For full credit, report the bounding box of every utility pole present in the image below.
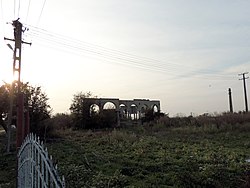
[4,19,31,151]
[228,88,233,113]
[238,72,249,113]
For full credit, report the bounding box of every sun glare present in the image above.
[0,48,15,85]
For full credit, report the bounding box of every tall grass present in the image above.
[43,111,250,187]
[148,112,250,134]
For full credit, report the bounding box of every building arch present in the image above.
[82,98,160,124]
[119,104,127,119]
[89,104,100,116]
[151,104,159,113]
[130,104,139,120]
[103,102,117,110]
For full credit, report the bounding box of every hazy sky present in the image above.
[1,0,250,116]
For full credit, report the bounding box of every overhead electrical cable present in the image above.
[26,25,235,81]
[0,0,3,18]
[29,30,235,80]
[30,27,232,78]
[37,0,46,25]
[28,25,207,73]
[27,30,181,70]
[17,0,21,18]
[14,0,16,19]
[25,0,31,23]
[0,0,4,26]
[0,0,6,37]
[29,34,171,74]
[28,26,235,76]
[28,31,216,75]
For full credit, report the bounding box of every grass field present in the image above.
[0,129,16,188]
[47,123,250,187]
[0,123,250,187]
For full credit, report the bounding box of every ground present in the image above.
[47,124,250,187]
[0,128,16,188]
[0,123,250,187]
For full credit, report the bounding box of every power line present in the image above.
[14,0,16,19]
[25,0,32,23]
[17,0,21,18]
[25,26,198,69]
[29,26,220,75]
[0,0,3,18]
[35,27,234,75]
[0,0,4,33]
[24,25,236,81]
[37,0,46,25]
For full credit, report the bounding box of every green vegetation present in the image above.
[47,121,250,187]
[0,82,51,137]
[69,92,117,130]
[1,113,250,187]
[0,129,16,188]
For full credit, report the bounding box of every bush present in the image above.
[71,106,119,130]
[35,113,74,139]
[141,109,165,124]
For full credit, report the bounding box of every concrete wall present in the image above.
[84,98,160,120]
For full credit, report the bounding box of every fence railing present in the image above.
[17,133,65,188]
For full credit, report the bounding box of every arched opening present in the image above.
[102,102,117,127]
[119,104,127,119]
[103,102,116,110]
[90,104,100,116]
[130,104,138,120]
[119,104,126,108]
[152,105,159,113]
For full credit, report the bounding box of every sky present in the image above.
[0,0,250,116]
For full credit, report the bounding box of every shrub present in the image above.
[141,109,165,124]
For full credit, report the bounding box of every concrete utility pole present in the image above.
[238,72,249,113]
[4,19,31,151]
[228,88,233,113]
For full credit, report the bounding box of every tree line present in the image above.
[1,83,160,138]
[0,82,51,137]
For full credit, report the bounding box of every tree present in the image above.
[69,91,96,129]
[0,84,10,132]
[70,92,119,129]
[50,113,73,130]
[26,85,52,136]
[141,109,165,124]
[0,82,52,136]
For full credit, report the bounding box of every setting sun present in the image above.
[0,42,17,85]
[0,62,13,85]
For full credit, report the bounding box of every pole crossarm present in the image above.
[4,37,32,45]
[238,72,249,80]
[4,37,15,42]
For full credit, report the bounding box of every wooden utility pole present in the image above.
[239,72,249,113]
[4,19,31,151]
[228,88,233,113]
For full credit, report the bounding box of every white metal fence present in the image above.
[17,133,65,188]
